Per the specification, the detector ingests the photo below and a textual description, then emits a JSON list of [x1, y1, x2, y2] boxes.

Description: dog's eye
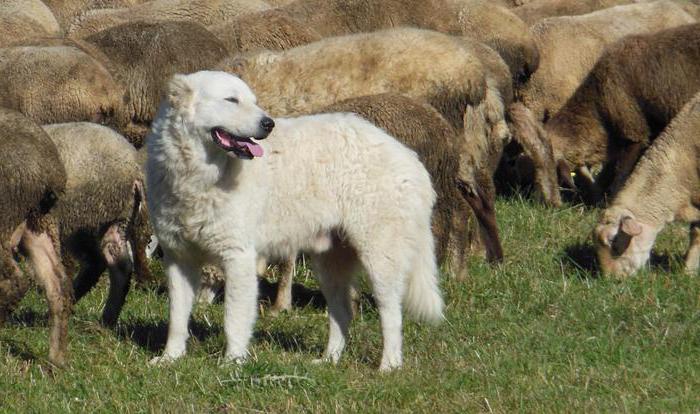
[[225, 97, 239, 104]]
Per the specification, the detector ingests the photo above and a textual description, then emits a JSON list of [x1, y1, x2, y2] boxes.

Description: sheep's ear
[[167, 74, 193, 106], [226, 57, 247, 79], [620, 216, 642, 237], [556, 159, 575, 189]]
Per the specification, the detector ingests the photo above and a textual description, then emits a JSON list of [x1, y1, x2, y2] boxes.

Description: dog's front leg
[[150, 254, 201, 365], [222, 249, 258, 363]]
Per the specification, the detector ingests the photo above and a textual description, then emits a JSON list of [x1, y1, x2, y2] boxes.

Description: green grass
[[2, 197, 700, 413]]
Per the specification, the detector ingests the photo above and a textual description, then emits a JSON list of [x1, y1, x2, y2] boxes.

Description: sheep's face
[[594, 207, 659, 278], [167, 71, 274, 159]]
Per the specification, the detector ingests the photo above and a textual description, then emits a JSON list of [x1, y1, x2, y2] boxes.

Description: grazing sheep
[[0, 45, 127, 131], [520, 1, 695, 125], [0, 108, 70, 366], [84, 21, 229, 147], [210, 9, 321, 53], [0, 0, 61, 47], [42, 122, 151, 327], [219, 29, 509, 250], [278, 0, 539, 85], [594, 92, 700, 278], [510, 1, 695, 205], [67, 0, 270, 38], [533, 23, 700, 201]]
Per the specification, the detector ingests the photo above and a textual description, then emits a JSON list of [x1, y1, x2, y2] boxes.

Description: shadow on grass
[[563, 243, 678, 279], [0, 337, 38, 362], [7, 309, 48, 327], [115, 319, 221, 355]]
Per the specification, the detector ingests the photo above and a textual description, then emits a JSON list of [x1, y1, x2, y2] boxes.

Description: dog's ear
[[167, 74, 193, 107]]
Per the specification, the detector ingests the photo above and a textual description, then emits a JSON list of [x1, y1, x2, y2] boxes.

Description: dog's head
[[167, 71, 274, 159], [594, 207, 659, 278]]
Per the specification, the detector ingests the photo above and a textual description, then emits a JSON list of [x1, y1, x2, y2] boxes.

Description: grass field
[[2, 196, 699, 413]]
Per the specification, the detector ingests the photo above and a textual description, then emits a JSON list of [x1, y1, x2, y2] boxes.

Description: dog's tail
[[404, 229, 444, 324]]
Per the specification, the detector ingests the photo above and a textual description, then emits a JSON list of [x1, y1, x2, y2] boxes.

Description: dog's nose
[[260, 117, 275, 134]]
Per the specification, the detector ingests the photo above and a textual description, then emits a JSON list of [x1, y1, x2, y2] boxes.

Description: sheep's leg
[[684, 222, 700, 274], [101, 224, 134, 327], [270, 255, 296, 314], [150, 253, 200, 365], [21, 228, 70, 366], [0, 249, 30, 325], [72, 259, 106, 302]]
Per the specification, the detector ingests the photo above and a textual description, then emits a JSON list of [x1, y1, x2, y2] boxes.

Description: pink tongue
[[215, 130, 233, 147], [242, 141, 264, 157]]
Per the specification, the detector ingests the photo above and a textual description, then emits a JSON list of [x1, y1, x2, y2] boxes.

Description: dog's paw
[[149, 355, 176, 366]]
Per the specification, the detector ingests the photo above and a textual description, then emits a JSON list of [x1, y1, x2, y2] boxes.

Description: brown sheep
[[218, 28, 509, 257], [67, 0, 270, 38], [0, 108, 71, 367], [209, 9, 321, 53], [595, 92, 700, 278], [0, 45, 128, 131], [0, 0, 61, 47], [84, 21, 229, 147], [510, 1, 695, 205], [278, 0, 540, 86], [520, 23, 700, 203], [42, 122, 151, 327], [520, 1, 695, 126], [554, 23, 700, 198]]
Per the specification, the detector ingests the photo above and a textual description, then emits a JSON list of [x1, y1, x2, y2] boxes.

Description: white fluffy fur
[[146, 71, 443, 370]]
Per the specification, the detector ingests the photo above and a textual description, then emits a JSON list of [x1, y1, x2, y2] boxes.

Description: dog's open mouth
[[211, 127, 264, 159]]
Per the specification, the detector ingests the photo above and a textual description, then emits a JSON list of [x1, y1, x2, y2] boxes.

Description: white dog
[[145, 71, 443, 371]]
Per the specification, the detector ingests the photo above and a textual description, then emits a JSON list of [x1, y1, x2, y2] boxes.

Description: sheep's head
[[594, 207, 659, 278]]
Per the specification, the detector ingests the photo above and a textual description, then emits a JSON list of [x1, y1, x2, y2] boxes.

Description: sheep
[[209, 9, 321, 53], [67, 0, 271, 38], [520, 1, 695, 127], [527, 23, 700, 202], [0, 108, 71, 367], [83, 21, 229, 147], [594, 92, 700, 278], [0, 45, 128, 132], [41, 0, 141, 32], [218, 29, 510, 250], [510, 1, 695, 205], [277, 0, 539, 86], [0, 0, 61, 47], [41, 122, 151, 327], [512, 0, 638, 25]]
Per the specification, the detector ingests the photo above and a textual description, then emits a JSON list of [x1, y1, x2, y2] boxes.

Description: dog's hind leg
[[150, 253, 201, 365], [221, 249, 258, 362], [101, 223, 134, 327], [357, 235, 412, 371], [311, 244, 358, 365]]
